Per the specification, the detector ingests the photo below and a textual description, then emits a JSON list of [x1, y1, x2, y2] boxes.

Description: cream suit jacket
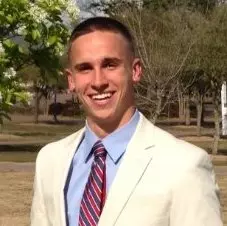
[[31, 113, 222, 226]]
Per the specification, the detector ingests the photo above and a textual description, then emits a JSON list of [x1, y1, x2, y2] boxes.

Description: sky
[[75, 0, 105, 19]]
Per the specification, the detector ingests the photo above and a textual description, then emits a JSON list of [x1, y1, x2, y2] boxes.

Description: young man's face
[[67, 30, 142, 126]]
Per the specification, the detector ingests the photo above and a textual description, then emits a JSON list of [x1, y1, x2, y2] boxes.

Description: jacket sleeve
[[170, 154, 223, 226], [30, 154, 49, 226]]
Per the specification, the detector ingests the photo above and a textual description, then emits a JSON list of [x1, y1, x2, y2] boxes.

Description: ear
[[132, 58, 142, 84], [65, 68, 75, 92]]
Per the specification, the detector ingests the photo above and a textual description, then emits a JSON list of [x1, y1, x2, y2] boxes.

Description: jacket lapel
[[98, 115, 156, 226], [58, 128, 85, 226]]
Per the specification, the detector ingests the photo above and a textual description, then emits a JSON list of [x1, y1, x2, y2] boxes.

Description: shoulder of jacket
[[155, 132, 210, 170], [36, 127, 85, 163], [143, 118, 211, 171]]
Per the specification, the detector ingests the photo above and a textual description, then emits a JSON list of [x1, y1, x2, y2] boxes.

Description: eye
[[75, 63, 92, 74], [102, 58, 121, 70], [104, 62, 117, 70]]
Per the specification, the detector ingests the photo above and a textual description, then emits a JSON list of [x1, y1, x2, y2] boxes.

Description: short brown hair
[[68, 17, 135, 57]]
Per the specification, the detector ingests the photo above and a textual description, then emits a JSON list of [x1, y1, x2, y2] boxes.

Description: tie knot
[[93, 140, 106, 158]]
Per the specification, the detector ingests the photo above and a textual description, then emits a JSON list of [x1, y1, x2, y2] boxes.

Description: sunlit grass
[[0, 151, 37, 162], [0, 172, 34, 226]]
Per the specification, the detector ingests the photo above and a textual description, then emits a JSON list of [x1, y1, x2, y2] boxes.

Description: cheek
[[117, 75, 132, 90], [109, 71, 129, 86], [73, 76, 89, 94]]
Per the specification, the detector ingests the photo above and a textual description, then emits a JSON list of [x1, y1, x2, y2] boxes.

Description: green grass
[[0, 151, 37, 162], [0, 118, 84, 146], [1, 122, 82, 136]]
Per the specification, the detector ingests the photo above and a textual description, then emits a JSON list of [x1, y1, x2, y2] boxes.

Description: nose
[[91, 68, 108, 91]]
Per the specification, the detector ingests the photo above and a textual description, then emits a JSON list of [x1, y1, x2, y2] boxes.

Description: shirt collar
[[83, 110, 140, 163]]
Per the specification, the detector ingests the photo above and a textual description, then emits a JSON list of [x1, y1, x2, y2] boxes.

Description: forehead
[[69, 31, 131, 62]]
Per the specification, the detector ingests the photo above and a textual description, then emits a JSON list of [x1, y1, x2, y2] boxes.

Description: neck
[[87, 107, 136, 138]]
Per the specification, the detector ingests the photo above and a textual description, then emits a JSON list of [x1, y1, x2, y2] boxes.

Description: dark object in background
[[48, 101, 81, 120], [48, 102, 63, 122]]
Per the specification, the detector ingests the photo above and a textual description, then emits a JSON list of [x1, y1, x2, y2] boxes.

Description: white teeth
[[92, 93, 112, 100]]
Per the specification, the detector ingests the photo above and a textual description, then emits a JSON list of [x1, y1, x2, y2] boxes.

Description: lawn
[[0, 114, 84, 145], [0, 171, 34, 226]]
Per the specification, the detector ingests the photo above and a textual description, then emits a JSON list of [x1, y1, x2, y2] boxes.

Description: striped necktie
[[79, 140, 107, 226]]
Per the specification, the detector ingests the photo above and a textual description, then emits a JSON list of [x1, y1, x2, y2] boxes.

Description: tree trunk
[[178, 97, 185, 121], [34, 87, 42, 124], [212, 97, 220, 155], [150, 89, 162, 124], [196, 101, 202, 136], [185, 94, 191, 126], [201, 102, 205, 126], [178, 90, 185, 122], [146, 85, 152, 100], [147, 85, 154, 120], [43, 94, 49, 116], [34, 88, 39, 124], [196, 95, 203, 136], [53, 90, 58, 123]]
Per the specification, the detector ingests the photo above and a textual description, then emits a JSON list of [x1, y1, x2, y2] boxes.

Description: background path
[[0, 162, 35, 172], [0, 161, 227, 174]]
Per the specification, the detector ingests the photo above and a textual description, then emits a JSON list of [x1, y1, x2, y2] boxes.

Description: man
[[31, 17, 222, 226]]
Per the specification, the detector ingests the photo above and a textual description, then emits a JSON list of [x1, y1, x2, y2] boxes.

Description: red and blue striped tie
[[79, 140, 107, 226]]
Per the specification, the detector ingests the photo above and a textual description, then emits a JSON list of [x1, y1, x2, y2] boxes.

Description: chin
[[90, 109, 117, 123]]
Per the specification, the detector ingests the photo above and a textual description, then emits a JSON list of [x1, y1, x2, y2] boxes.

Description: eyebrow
[[102, 57, 122, 63], [73, 57, 123, 70], [102, 57, 122, 65]]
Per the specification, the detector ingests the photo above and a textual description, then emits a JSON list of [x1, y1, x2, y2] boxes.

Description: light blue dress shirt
[[65, 110, 140, 226]]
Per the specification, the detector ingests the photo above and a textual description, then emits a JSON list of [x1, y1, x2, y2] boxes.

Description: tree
[[0, 65, 29, 126], [206, 5, 227, 154], [87, 0, 217, 16], [177, 10, 208, 128], [113, 8, 194, 123], [0, 0, 79, 124], [142, 0, 217, 12], [189, 4, 227, 154]]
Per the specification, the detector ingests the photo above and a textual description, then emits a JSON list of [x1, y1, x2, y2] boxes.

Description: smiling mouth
[[89, 92, 115, 100]]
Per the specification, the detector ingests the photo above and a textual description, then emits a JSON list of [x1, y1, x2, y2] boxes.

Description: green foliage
[[0, 0, 79, 125]]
